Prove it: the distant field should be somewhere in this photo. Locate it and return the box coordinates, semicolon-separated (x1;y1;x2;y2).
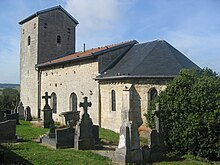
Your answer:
0;83;19;89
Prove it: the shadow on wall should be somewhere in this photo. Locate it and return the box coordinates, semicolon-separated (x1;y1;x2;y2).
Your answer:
0;144;33;164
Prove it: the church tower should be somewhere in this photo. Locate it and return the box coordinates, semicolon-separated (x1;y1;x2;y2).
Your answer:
19;6;78;117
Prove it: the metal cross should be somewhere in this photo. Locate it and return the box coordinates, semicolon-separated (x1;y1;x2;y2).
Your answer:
79;96;92;114
42;92;51;105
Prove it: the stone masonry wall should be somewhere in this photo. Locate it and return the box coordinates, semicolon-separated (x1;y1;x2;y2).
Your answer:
20;17;39;117
40;60;100;125
99;80;168;133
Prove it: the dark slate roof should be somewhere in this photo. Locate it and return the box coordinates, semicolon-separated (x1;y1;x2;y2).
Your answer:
19;5;79;25
97;40;200;80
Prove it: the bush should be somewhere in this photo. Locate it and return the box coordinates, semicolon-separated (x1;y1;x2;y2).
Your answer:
146;68;220;160
0;88;19;110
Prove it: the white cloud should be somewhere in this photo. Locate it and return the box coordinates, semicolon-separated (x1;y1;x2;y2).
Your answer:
64;0;134;50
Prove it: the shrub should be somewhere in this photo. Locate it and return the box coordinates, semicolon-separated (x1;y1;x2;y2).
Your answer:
146;68;220;160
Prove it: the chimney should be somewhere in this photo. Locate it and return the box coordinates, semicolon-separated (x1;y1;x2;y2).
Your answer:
83;43;86;52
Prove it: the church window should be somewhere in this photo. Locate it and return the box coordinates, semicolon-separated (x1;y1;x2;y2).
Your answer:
51;92;57;113
57;35;61;44
34;23;36;29
70;92;77;111
111;90;116;111
22;29;25;34
28;36;31;46
148;88;158;108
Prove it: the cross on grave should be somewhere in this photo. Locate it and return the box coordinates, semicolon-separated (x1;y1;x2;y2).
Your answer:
79;97;92;114
153;103;161;133
42;92;51;106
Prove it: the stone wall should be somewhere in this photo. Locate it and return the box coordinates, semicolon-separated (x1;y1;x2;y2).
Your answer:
99;79;168;133
20;17;39;117
20;9;77;118
40;59;100;125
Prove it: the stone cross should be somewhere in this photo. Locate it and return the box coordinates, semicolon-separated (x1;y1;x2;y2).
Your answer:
42;92;51;106
79;97;91;114
153;103;161;133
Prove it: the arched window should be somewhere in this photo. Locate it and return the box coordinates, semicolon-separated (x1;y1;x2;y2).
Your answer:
28;36;31;46
111;90;116;111
70;92;77;111
51;92;57;113
57;35;61;44
149;88;158;101
148;88;158;109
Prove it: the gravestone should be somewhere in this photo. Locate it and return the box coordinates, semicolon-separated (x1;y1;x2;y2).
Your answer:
143;103;164;163
24;106;32;121
17;101;25;120
115;86;143;164
6;113;19;125
59;111;80;127
0;149;4;164
0;120;17;142
41;127;75;149
42;92;53;128
74;96;95;150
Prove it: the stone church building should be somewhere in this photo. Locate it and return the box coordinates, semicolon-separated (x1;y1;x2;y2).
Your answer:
19;6;199;133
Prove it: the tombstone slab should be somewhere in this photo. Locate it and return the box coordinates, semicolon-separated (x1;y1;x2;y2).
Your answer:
6;113;19;125
59;111;80;127
24;106;32;121
17;101;25;120
0;120;17;142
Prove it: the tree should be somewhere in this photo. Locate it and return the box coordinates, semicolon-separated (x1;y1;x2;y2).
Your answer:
0;88;19;111
146;68;220;160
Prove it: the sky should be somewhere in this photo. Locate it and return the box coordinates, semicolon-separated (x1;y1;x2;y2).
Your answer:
0;0;219;83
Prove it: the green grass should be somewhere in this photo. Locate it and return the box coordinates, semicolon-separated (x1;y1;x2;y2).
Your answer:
99;128;119;145
1;121;112;165
1;121;219;165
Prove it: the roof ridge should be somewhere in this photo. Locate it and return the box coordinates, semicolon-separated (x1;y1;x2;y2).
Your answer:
19;5;78;25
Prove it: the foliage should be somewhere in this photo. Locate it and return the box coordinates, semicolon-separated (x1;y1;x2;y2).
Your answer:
0;88;19;110
146;68;220;161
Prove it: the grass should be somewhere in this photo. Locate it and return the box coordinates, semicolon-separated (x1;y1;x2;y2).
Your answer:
0;121;219;165
0;121;112;165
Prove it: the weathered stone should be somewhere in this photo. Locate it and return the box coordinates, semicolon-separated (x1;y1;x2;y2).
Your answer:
74;97;95;150
6;113;19;125
42;108;53;128
0;110;4;122
41;127;75;149
24;106;32;121
59;111;80;127
0;120;17;142
0;149;4;163
17;101;25;120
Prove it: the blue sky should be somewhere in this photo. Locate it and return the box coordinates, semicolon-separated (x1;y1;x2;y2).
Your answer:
0;0;219;83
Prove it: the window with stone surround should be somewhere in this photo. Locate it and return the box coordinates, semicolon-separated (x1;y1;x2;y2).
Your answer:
51;92;57;113
70;92;77;111
111;90;116;111
148;88;158;108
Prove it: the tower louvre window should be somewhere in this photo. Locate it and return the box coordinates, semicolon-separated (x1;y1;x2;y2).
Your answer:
28;36;31;46
57;35;61;44
111;90;116;111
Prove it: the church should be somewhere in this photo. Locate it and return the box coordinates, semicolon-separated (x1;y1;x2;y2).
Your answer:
19;6;199;133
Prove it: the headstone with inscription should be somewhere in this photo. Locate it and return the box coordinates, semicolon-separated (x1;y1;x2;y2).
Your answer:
0;120;17;142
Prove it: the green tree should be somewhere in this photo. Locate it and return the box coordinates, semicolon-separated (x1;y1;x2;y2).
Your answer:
146;68;220;160
0;88;19;110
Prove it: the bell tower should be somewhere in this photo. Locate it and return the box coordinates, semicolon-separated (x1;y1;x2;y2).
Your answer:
19;6;78;117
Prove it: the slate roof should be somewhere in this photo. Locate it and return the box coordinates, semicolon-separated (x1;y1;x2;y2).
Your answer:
19;5;79;25
97;40;200;80
36;40;137;68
